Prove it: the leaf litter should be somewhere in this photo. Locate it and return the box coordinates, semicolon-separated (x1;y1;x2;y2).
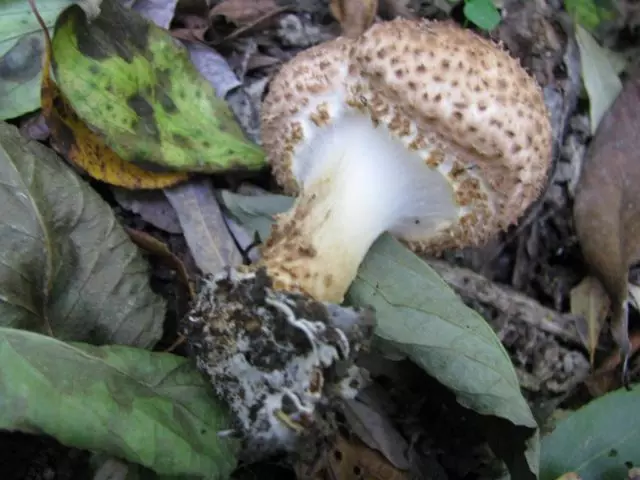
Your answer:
3;0;640;478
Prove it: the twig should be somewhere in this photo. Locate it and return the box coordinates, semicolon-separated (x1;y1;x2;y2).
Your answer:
427;259;584;346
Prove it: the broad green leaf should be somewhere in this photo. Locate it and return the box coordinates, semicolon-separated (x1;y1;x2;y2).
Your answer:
0;0;72;119
51;1;265;173
575;25;624;134
0;327;238;478
540;385;640;480
0;121;164;347
463;0;501;31
220;190;540;479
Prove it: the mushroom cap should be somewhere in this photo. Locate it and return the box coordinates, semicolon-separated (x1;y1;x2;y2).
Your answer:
260;36;354;194
260;19;553;253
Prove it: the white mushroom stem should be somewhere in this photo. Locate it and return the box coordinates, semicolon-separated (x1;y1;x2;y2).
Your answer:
259;114;461;303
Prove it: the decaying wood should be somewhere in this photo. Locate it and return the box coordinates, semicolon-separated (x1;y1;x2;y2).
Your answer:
427;259;583;347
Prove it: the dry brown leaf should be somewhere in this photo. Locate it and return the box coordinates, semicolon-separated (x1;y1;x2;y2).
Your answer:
124;227;195;300
570;275;610;365
330;0;378;38
295;433;409;480
573;69;640;382
583;331;640;397
30;1;189;190
210;0;280;25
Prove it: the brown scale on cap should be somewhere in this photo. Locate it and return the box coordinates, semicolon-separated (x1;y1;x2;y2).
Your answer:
257;18;552;302
261;37;354;195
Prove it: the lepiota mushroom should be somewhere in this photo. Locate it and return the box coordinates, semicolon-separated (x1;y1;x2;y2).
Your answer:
182;18;553;461
259;18;553;304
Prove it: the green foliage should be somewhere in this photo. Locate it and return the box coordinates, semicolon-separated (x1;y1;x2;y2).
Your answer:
463;0;501;31
0;327;238;478
540;385;640;480
565;0;616;31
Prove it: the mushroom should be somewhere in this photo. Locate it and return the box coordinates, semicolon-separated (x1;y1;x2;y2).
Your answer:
258;18;553;304
182;18;553;461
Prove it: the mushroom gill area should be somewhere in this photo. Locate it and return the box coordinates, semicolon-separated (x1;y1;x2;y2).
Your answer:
260;113;461;303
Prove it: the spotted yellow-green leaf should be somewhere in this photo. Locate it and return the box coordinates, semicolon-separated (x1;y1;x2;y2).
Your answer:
51;0;265;173
31;0;188;189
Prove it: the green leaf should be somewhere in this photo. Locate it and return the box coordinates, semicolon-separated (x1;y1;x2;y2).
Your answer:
540;385;640;480
575;24;624;134
564;0;616;31
463;0;501;31
51;1;265;173
0;327;238;478
0;0;74;119
0;121;164;347
220;190;540;479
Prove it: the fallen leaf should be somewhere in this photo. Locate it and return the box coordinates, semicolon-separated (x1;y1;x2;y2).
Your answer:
187;42;242;100
131;0;178;29
573;68;640;382
328;434;408;480
330;0;378;38
0;121;165;347
0;327;238;478
540;385;640;480
0;0;72;120
209;0;279;25
570;275;610;365
342;396;411;470
583;331;640;397
295;434;408;480
111;187;182;233
575;25;624;134
51;1;265;173
221;191;541;480
28;0;188;189
164;179;243;274
125;227;195;299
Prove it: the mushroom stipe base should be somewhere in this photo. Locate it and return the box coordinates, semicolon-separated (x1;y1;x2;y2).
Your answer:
181;267;376;461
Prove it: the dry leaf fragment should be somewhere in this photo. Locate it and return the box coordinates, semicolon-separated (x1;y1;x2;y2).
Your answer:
570;275;610;365
573;68;640;385
330;0;378;38
163;178;243;274
209;0;279;25
29;0;188;189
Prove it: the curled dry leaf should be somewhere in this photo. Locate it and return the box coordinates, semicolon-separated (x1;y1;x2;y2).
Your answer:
31;0;189;189
573;69;640;382
0;121;165;347
570;275;610;365
330;0;378;38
